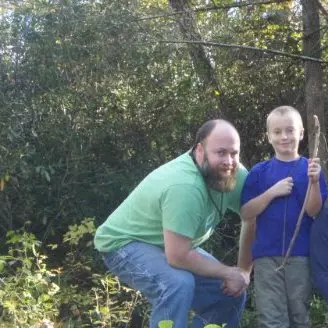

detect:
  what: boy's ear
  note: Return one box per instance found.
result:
[266,131,272,144]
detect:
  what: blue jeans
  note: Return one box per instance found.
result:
[102,241,246,328]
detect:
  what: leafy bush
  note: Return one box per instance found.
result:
[0,229,60,327]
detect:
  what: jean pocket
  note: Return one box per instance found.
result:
[102,249,127,274]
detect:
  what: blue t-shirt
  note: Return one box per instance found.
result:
[241,156,327,259]
[310,204,328,301]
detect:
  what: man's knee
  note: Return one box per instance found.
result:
[166,270,195,299]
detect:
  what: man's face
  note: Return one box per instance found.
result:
[198,126,240,191]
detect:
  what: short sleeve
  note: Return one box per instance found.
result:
[161,184,205,239]
[227,164,248,214]
[241,165,261,206]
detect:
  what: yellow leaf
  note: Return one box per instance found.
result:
[213,90,220,96]
[0,179,4,191]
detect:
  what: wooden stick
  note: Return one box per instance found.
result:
[276,115,320,271]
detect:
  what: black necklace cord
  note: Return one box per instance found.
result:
[189,148,224,219]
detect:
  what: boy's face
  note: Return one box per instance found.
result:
[267,112,304,160]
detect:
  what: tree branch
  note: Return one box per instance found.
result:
[157,39,328,63]
[137,0,290,22]
[317,0,328,21]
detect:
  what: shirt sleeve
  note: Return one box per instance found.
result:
[161,184,206,239]
[227,163,248,214]
[240,165,261,207]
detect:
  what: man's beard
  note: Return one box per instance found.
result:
[200,160,237,192]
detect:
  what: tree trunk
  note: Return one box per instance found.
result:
[169,0,225,118]
[301,0,327,175]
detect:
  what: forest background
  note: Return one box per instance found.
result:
[1,0,328,327]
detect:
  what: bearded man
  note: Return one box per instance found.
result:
[94,119,253,328]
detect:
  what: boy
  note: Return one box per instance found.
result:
[240,106,327,327]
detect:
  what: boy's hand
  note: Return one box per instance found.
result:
[308,158,321,184]
[268,177,293,198]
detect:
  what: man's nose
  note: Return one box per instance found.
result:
[223,155,233,165]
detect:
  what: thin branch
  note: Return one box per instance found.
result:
[137,0,290,22]
[157,39,328,63]
[276,115,320,271]
[317,0,328,22]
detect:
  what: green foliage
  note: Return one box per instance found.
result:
[310,294,328,327]
[63,217,96,246]
[58,218,143,327]
[0,229,60,327]
[157,320,225,328]
[0,222,143,327]
[0,0,328,327]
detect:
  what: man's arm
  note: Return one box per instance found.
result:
[237,218,256,273]
[163,229,247,296]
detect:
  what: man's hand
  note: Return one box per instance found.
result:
[268,177,293,198]
[222,267,249,297]
[308,158,321,184]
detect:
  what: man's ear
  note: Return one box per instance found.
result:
[195,142,204,157]
[194,142,206,167]
[300,128,304,140]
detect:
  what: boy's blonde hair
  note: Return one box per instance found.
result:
[266,105,304,131]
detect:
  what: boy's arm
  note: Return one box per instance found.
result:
[306,158,324,217]
[241,176,294,220]
[238,217,256,273]
[306,182,322,217]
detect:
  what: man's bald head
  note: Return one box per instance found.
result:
[194,119,240,146]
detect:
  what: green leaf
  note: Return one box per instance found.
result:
[0,260,6,272]
[158,320,174,328]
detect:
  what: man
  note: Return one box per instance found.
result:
[94,119,252,328]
